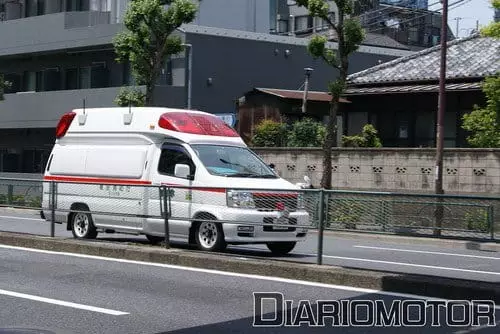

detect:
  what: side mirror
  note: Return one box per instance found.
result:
[174,164,192,180]
[268,163,275,169]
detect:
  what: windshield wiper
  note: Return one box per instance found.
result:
[225,172,256,178]
[248,174,277,178]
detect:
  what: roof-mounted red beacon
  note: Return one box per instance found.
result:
[55,111,76,138]
[158,112,239,137]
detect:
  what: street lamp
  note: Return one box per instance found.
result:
[301,67,313,113]
[181,43,193,110]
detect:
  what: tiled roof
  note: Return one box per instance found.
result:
[344,82,483,95]
[253,88,350,103]
[347,34,500,85]
[306,29,410,50]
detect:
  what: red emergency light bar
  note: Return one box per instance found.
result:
[158,112,239,137]
[55,111,76,138]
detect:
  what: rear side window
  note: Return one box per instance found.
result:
[158,145,196,177]
[45,154,54,172]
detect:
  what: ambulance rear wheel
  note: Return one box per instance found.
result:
[71,210,97,239]
[146,234,165,244]
[195,221,226,252]
[266,242,296,255]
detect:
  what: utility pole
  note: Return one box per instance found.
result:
[302,67,313,113]
[453,17,463,37]
[434,0,449,236]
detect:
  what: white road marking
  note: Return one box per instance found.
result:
[230,245,500,276]
[319,254,500,276]
[354,245,500,260]
[0,215,43,222]
[0,288,128,316]
[0,244,499,310]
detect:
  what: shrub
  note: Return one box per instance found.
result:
[287,118,326,147]
[465,209,490,233]
[251,119,287,147]
[342,124,382,147]
[114,87,146,107]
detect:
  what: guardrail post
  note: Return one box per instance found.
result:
[488,205,494,240]
[317,190,325,266]
[162,185,170,249]
[50,181,56,237]
[7,184,13,205]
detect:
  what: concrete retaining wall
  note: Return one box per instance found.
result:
[253,148,500,194]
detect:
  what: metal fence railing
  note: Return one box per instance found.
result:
[0,177,498,264]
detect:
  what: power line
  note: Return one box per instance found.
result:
[362,0,469,30]
[363,0,471,35]
[358,0,471,47]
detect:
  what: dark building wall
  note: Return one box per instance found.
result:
[186,32,400,115]
[0,50,126,92]
[344,90,486,148]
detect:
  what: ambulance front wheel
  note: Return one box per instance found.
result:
[266,242,296,255]
[194,221,227,252]
[71,210,98,239]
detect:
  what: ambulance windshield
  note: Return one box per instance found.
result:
[191,145,278,178]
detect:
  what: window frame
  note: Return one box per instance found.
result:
[157,144,196,179]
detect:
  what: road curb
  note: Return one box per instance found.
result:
[309,230,500,252]
[2,207,498,251]
[1,232,499,303]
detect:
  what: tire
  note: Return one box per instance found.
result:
[146,234,165,244]
[194,221,226,252]
[266,242,296,255]
[71,209,98,239]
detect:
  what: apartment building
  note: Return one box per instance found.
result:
[0,0,413,173]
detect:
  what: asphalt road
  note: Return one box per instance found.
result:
[0,210,499,283]
[1,245,499,334]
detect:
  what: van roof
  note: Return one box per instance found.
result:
[60,107,246,146]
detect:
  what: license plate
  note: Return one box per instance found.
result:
[273,217,290,230]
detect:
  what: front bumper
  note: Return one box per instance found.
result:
[220,208,310,243]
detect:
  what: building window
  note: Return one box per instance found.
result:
[26,0,46,17]
[294,15,313,34]
[23,71,37,91]
[90,62,109,88]
[65,68,78,90]
[43,68,61,91]
[66,0,89,11]
[317,12,335,31]
[79,66,91,89]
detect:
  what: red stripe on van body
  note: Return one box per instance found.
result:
[43,175,152,185]
[161,183,226,193]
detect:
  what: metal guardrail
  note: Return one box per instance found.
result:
[0,177,498,265]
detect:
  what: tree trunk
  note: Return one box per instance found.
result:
[145,84,154,106]
[321,100,339,189]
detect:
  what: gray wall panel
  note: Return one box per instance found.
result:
[186,33,399,114]
[0,12,120,57]
[194,0,270,33]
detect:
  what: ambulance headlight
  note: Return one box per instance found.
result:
[227,191,255,208]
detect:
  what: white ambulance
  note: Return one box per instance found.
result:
[41,107,309,254]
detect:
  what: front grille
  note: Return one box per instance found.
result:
[253,193,298,211]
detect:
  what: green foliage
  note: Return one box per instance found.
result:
[465,209,490,233]
[251,119,287,147]
[114,87,146,107]
[287,118,326,147]
[329,199,362,229]
[342,124,382,147]
[481,0,500,38]
[297,1,365,188]
[113,0,198,105]
[462,76,500,147]
[0,74,11,101]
